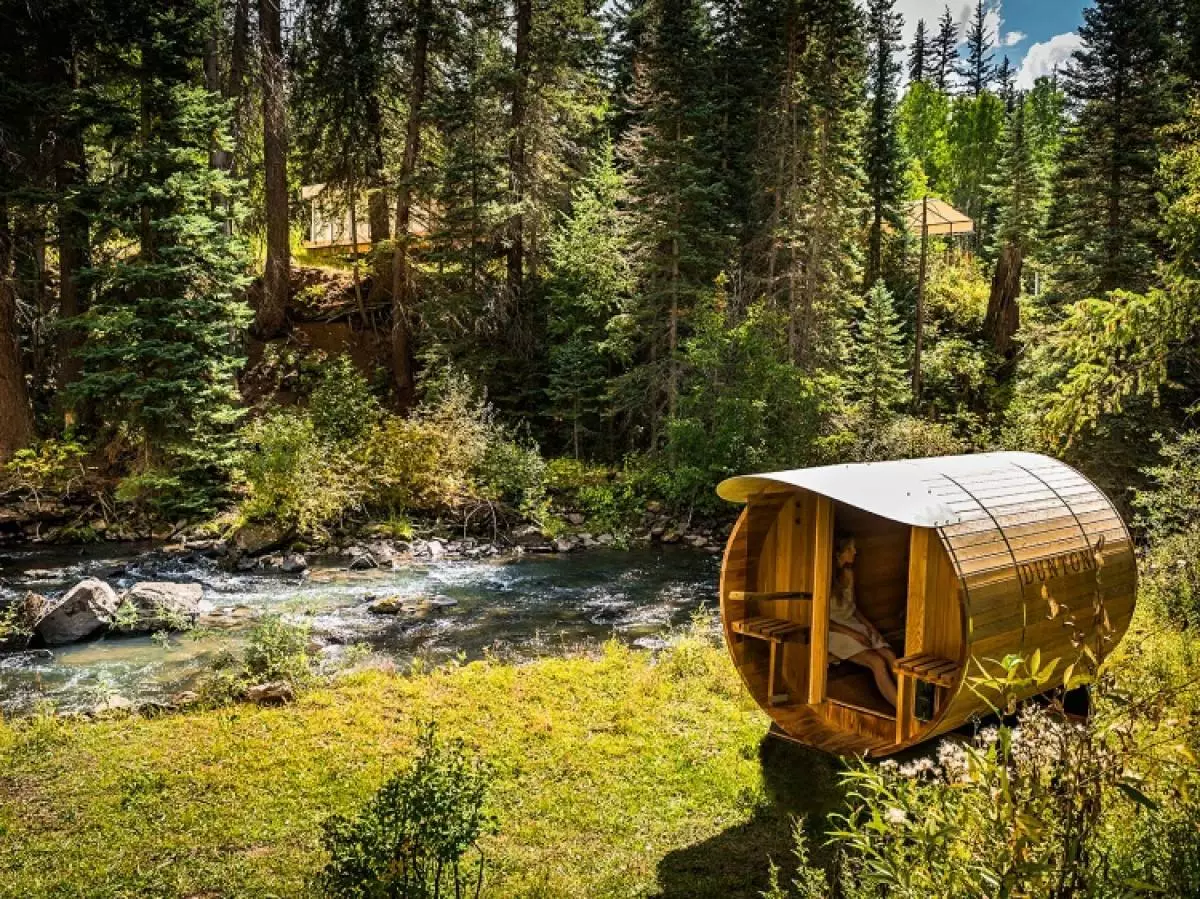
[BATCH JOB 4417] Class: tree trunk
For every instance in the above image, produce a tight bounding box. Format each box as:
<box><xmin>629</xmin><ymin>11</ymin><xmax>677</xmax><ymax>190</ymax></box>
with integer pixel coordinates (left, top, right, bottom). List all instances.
<box><xmin>506</xmin><ymin>0</ymin><xmax>531</xmax><ymax>313</ymax></box>
<box><xmin>0</xmin><ymin>198</ymin><xmax>35</xmax><ymax>461</ymax></box>
<box><xmin>984</xmin><ymin>241</ymin><xmax>1023</xmax><ymax>364</ymax></box>
<box><xmin>56</xmin><ymin>81</ymin><xmax>90</xmax><ymax>427</ymax></box>
<box><xmin>365</xmin><ymin>92</ymin><xmax>390</xmax><ymax>242</ymax></box>
<box><xmin>256</xmin><ymin>0</ymin><xmax>290</xmax><ymax>339</ymax></box>
<box><xmin>389</xmin><ymin>0</ymin><xmax>432</xmax><ymax>407</ymax></box>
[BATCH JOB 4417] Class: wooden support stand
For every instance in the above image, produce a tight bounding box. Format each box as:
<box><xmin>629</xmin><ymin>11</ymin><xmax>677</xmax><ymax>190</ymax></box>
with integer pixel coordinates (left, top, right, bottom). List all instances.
<box><xmin>731</xmin><ymin>617</ymin><xmax>810</xmax><ymax>705</ymax></box>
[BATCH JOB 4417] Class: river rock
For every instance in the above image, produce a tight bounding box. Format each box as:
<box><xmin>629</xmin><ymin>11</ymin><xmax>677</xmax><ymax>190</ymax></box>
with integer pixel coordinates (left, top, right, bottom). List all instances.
<box><xmin>553</xmin><ymin>537</ymin><xmax>577</xmax><ymax>553</ymax></box>
<box><xmin>233</xmin><ymin>520</ymin><xmax>290</xmax><ymax>555</ymax></box>
<box><xmin>279</xmin><ymin>552</ymin><xmax>308</xmax><ymax>573</ymax></box>
<box><xmin>566</xmin><ymin>512</ymin><xmax>586</xmax><ymax>526</ymax></box>
<box><xmin>35</xmin><ymin>578</ymin><xmax>119</xmax><ymax>645</ymax></box>
<box><xmin>428</xmin><ymin>595</ymin><xmax>458</xmax><ymax>608</ymax></box>
<box><xmin>510</xmin><ymin>524</ymin><xmax>548</xmax><ymax>547</ymax></box>
<box><xmin>427</xmin><ymin>539</ymin><xmax>446</xmax><ymax>560</ymax></box>
<box><xmin>368</xmin><ymin>596</ymin><xmax>406</xmax><ymax>614</ymax></box>
<box><xmin>113</xmin><ymin>582</ymin><xmax>203</xmax><ymax>633</ymax></box>
<box><xmin>245</xmin><ymin>680</ymin><xmax>295</xmax><ymax>705</ymax></box>
<box><xmin>344</xmin><ymin>545</ymin><xmax>378</xmax><ymax>570</ymax></box>
<box><xmin>18</xmin><ymin>591</ymin><xmax>50</xmax><ymax>630</ymax></box>
<box><xmin>90</xmin><ymin>695</ymin><xmax>135</xmax><ymax>716</ymax></box>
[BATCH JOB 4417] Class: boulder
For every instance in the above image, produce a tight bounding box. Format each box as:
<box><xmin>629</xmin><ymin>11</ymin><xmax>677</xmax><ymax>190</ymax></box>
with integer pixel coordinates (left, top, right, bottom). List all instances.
<box><xmin>113</xmin><ymin>582</ymin><xmax>203</xmax><ymax>633</ymax></box>
<box><xmin>427</xmin><ymin>539</ymin><xmax>446</xmax><ymax>560</ymax></box>
<box><xmin>18</xmin><ymin>591</ymin><xmax>50</xmax><ymax>630</ymax></box>
<box><xmin>233</xmin><ymin>520</ymin><xmax>290</xmax><ymax>555</ymax></box>
<box><xmin>566</xmin><ymin>512</ymin><xmax>586</xmax><ymax>526</ymax></box>
<box><xmin>35</xmin><ymin>578</ymin><xmax>119</xmax><ymax>645</ymax></box>
<box><xmin>368</xmin><ymin>596</ymin><xmax>406</xmax><ymax>614</ymax></box>
<box><xmin>553</xmin><ymin>537</ymin><xmax>577</xmax><ymax>553</ymax></box>
<box><xmin>510</xmin><ymin>524</ymin><xmax>547</xmax><ymax>547</ymax></box>
<box><xmin>245</xmin><ymin>680</ymin><xmax>295</xmax><ymax>705</ymax></box>
<box><xmin>90</xmin><ymin>695</ymin><xmax>135</xmax><ymax>717</ymax></box>
<box><xmin>279</xmin><ymin>552</ymin><xmax>308</xmax><ymax>573</ymax></box>
<box><xmin>344</xmin><ymin>545</ymin><xmax>379</xmax><ymax>570</ymax></box>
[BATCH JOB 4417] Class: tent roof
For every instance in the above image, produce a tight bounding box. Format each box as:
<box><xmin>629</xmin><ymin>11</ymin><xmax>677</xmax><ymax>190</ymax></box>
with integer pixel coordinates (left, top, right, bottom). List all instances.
<box><xmin>715</xmin><ymin>452</ymin><xmax>1071</xmax><ymax>527</ymax></box>
<box><xmin>905</xmin><ymin>197</ymin><xmax>974</xmax><ymax>236</ymax></box>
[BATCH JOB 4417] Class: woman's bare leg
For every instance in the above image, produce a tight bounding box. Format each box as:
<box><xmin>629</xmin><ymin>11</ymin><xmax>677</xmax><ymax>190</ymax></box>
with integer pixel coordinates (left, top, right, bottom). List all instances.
<box><xmin>849</xmin><ymin>649</ymin><xmax>898</xmax><ymax>707</ymax></box>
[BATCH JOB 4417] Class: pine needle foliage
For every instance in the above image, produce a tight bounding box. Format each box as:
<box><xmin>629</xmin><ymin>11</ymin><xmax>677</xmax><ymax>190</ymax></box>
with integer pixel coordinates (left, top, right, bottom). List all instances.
<box><xmin>848</xmin><ymin>281</ymin><xmax>908</xmax><ymax>420</ymax></box>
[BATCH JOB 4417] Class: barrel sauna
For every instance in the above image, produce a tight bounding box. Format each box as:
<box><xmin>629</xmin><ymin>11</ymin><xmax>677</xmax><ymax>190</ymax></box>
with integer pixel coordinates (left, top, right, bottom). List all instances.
<box><xmin>716</xmin><ymin>452</ymin><xmax>1136</xmax><ymax>757</ymax></box>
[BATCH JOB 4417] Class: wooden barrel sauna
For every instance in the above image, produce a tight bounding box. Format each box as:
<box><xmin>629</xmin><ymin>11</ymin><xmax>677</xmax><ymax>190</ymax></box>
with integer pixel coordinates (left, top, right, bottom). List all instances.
<box><xmin>716</xmin><ymin>452</ymin><xmax>1136</xmax><ymax>757</ymax></box>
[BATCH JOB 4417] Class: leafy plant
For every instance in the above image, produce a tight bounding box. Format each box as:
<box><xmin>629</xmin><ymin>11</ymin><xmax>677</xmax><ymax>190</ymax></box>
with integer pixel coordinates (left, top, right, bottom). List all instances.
<box><xmin>318</xmin><ymin>721</ymin><xmax>494</xmax><ymax>899</ymax></box>
<box><xmin>5</xmin><ymin>439</ymin><xmax>88</xmax><ymax>507</ymax></box>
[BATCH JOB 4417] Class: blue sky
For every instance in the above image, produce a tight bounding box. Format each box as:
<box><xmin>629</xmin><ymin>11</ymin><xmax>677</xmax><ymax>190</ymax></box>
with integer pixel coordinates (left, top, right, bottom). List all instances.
<box><xmin>894</xmin><ymin>0</ymin><xmax>1090</xmax><ymax>88</ymax></box>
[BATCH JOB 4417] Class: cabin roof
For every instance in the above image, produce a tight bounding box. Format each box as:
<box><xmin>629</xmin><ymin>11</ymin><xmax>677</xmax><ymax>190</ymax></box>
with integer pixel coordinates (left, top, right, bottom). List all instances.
<box><xmin>716</xmin><ymin>452</ymin><xmax>1071</xmax><ymax>527</ymax></box>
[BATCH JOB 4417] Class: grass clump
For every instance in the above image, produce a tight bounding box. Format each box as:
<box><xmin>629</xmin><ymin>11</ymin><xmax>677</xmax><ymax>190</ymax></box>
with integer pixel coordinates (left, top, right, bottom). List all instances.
<box><xmin>318</xmin><ymin>721</ymin><xmax>493</xmax><ymax>899</ymax></box>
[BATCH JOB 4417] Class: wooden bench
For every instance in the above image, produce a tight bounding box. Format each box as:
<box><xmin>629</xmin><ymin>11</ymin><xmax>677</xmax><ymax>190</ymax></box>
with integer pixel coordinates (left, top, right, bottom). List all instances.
<box><xmin>731</xmin><ymin>608</ymin><xmax>811</xmax><ymax>707</ymax></box>
<box><xmin>893</xmin><ymin>652</ymin><xmax>961</xmax><ymax>742</ymax></box>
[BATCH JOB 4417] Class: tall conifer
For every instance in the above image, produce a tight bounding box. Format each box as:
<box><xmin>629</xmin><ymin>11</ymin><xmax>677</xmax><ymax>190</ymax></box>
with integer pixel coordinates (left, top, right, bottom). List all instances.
<box><xmin>960</xmin><ymin>0</ymin><xmax>996</xmax><ymax>97</ymax></box>
<box><xmin>863</xmin><ymin>0</ymin><xmax>905</xmax><ymax>287</ymax></box>
<box><xmin>908</xmin><ymin>19</ymin><xmax>929</xmax><ymax>84</ymax></box>
<box><xmin>931</xmin><ymin>5</ymin><xmax>958</xmax><ymax>92</ymax></box>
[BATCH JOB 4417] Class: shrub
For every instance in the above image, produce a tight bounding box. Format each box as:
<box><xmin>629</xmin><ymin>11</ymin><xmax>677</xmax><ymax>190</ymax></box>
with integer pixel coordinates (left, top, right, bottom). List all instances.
<box><xmin>1135</xmin><ymin>431</ymin><xmax>1200</xmax><ymax>628</ymax></box>
<box><xmin>318</xmin><ymin>722</ymin><xmax>493</xmax><ymax>899</ymax></box>
<box><xmin>243</xmin><ymin>614</ymin><xmax>314</xmax><ymax>685</ymax></box>
<box><xmin>240</xmin><ymin>412</ymin><xmax>366</xmax><ymax>536</ymax></box>
<box><xmin>310</xmin><ymin>355</ymin><xmax>382</xmax><ymax>445</ymax></box>
<box><xmin>5</xmin><ymin>438</ymin><xmax>88</xmax><ymax>505</ymax></box>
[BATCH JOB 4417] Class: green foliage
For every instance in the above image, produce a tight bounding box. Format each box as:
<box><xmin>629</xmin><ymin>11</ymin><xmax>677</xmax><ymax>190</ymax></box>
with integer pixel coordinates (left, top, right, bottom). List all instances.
<box><xmin>243</xmin><ymin>614</ymin><xmax>315</xmax><ymax>686</ymax></box>
<box><xmin>761</xmin><ymin>820</ymin><xmax>828</xmax><ymax>899</ymax></box>
<box><xmin>318</xmin><ymin>722</ymin><xmax>493</xmax><ymax>899</ymax></box>
<box><xmin>1135</xmin><ymin>431</ymin><xmax>1200</xmax><ymax>628</ymax></box>
<box><xmin>847</xmin><ymin>282</ymin><xmax>908</xmax><ymax>421</ymax></box>
<box><xmin>898</xmin><ymin>80</ymin><xmax>951</xmax><ymax>197</ymax></box>
<box><xmin>309</xmin><ymin>356</ymin><xmax>382</xmax><ymax>445</ymax></box>
<box><xmin>828</xmin><ymin>675</ymin><xmax>1200</xmax><ymax>899</ymax></box>
<box><xmin>663</xmin><ymin>296</ymin><xmax>836</xmax><ymax>513</ymax></box>
<box><xmin>71</xmin><ymin>2</ymin><xmax>250</xmax><ymax>514</ymax></box>
<box><xmin>4</xmin><ymin>438</ymin><xmax>87</xmax><ymax>504</ymax></box>
<box><xmin>947</xmin><ymin>91</ymin><xmax>1006</xmax><ymax>231</ymax></box>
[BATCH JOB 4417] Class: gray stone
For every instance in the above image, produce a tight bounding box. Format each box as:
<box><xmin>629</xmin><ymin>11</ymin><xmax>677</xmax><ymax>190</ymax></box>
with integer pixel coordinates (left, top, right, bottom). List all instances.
<box><xmin>553</xmin><ymin>537</ymin><xmax>577</xmax><ymax>553</ymax></box>
<box><xmin>280</xmin><ymin>552</ymin><xmax>308</xmax><ymax>573</ymax></box>
<box><xmin>18</xmin><ymin>592</ymin><xmax>49</xmax><ymax>630</ymax></box>
<box><xmin>597</xmin><ymin>534</ymin><xmax>615</xmax><ymax>546</ymax></box>
<box><xmin>566</xmin><ymin>512</ymin><xmax>586</xmax><ymax>526</ymax></box>
<box><xmin>233</xmin><ymin>520</ymin><xmax>290</xmax><ymax>555</ymax></box>
<box><xmin>428</xmin><ymin>595</ymin><xmax>458</xmax><ymax>608</ymax></box>
<box><xmin>113</xmin><ymin>582</ymin><xmax>203</xmax><ymax>633</ymax></box>
<box><xmin>245</xmin><ymin>680</ymin><xmax>295</xmax><ymax>705</ymax></box>
<box><xmin>90</xmin><ymin>695</ymin><xmax>135</xmax><ymax>716</ymax></box>
<box><xmin>35</xmin><ymin>578</ymin><xmax>119</xmax><ymax>645</ymax></box>
<box><xmin>510</xmin><ymin>524</ymin><xmax>547</xmax><ymax>547</ymax></box>
<box><xmin>427</xmin><ymin>539</ymin><xmax>446</xmax><ymax>560</ymax></box>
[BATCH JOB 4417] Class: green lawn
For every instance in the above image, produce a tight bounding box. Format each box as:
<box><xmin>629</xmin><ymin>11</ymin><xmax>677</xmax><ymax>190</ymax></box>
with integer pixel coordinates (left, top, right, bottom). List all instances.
<box><xmin>0</xmin><ymin>632</ymin><xmax>850</xmax><ymax>898</ymax></box>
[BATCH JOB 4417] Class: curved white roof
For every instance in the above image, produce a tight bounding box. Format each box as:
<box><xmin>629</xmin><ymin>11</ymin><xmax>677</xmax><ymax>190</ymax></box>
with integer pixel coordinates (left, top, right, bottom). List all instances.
<box><xmin>716</xmin><ymin>451</ymin><xmax>1064</xmax><ymax>528</ymax></box>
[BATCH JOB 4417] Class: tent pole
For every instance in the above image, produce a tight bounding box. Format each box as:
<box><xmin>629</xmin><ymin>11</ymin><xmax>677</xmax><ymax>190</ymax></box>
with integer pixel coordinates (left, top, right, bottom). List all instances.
<box><xmin>913</xmin><ymin>195</ymin><xmax>927</xmax><ymax>411</ymax></box>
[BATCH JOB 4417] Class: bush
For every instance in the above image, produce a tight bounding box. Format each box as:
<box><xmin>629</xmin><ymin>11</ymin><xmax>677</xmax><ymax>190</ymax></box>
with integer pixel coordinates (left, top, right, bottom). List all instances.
<box><xmin>318</xmin><ymin>722</ymin><xmax>493</xmax><ymax>899</ymax></box>
<box><xmin>1134</xmin><ymin>431</ymin><xmax>1200</xmax><ymax>628</ymax></box>
<box><xmin>309</xmin><ymin>355</ymin><xmax>382</xmax><ymax>445</ymax></box>
<box><xmin>243</xmin><ymin>614</ymin><xmax>314</xmax><ymax>685</ymax></box>
<box><xmin>240</xmin><ymin>412</ymin><xmax>366</xmax><ymax>536</ymax></box>
<box><xmin>5</xmin><ymin>438</ymin><xmax>88</xmax><ymax>504</ymax></box>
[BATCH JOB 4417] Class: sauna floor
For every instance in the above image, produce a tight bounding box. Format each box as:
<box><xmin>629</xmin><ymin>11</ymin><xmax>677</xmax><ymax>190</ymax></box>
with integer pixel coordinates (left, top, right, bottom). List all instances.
<box><xmin>826</xmin><ymin>668</ymin><xmax>895</xmax><ymax>717</ymax></box>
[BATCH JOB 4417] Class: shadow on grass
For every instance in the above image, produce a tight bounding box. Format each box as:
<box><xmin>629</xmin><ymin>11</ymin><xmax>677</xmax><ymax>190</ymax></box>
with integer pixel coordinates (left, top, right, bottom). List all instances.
<box><xmin>654</xmin><ymin>727</ymin><xmax>849</xmax><ymax>899</ymax></box>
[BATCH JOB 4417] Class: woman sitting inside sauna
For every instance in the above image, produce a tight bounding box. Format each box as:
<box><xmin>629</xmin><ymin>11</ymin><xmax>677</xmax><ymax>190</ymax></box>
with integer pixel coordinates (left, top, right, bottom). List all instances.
<box><xmin>830</xmin><ymin>537</ymin><xmax>898</xmax><ymax>707</ymax></box>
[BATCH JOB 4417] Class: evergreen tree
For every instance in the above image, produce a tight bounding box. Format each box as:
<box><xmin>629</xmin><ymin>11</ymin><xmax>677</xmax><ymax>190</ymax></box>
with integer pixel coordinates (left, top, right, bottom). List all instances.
<box><xmin>997</xmin><ymin>55</ymin><xmax>1015</xmax><ymax>109</ymax></box>
<box><xmin>751</xmin><ymin>0</ymin><xmax>866</xmax><ymax>368</ymax></box>
<box><xmin>908</xmin><ymin>19</ymin><xmax>929</xmax><ymax>83</ymax></box>
<box><xmin>849</xmin><ymin>281</ymin><xmax>908</xmax><ymax>420</ymax></box>
<box><xmin>959</xmin><ymin>0</ymin><xmax>996</xmax><ymax>97</ymax></box>
<box><xmin>1047</xmin><ymin>0</ymin><xmax>1180</xmax><ymax>302</ymax></box>
<box><xmin>863</xmin><ymin>0</ymin><xmax>905</xmax><ymax>287</ymax></box>
<box><xmin>73</xmin><ymin>0</ymin><xmax>250</xmax><ymax>512</ymax></box>
<box><xmin>544</xmin><ymin>143</ymin><xmax>632</xmax><ymax>457</ymax></box>
<box><xmin>931</xmin><ymin>4</ymin><xmax>958</xmax><ymax>92</ymax></box>
<box><xmin>615</xmin><ymin>0</ymin><xmax>728</xmax><ymax>445</ymax></box>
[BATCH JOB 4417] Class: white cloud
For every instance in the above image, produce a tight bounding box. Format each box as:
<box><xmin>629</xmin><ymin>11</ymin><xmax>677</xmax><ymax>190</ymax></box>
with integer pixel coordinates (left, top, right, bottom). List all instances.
<box><xmin>1016</xmin><ymin>32</ymin><xmax>1083</xmax><ymax>89</ymax></box>
<box><xmin>1002</xmin><ymin>30</ymin><xmax>1026</xmax><ymax>47</ymax></box>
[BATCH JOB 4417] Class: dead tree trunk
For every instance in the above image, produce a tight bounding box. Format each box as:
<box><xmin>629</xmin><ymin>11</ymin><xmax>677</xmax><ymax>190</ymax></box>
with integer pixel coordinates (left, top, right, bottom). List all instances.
<box><xmin>366</xmin><ymin>92</ymin><xmax>390</xmax><ymax>242</ymax></box>
<box><xmin>0</xmin><ymin>198</ymin><xmax>35</xmax><ymax>461</ymax></box>
<box><xmin>389</xmin><ymin>0</ymin><xmax>432</xmax><ymax>407</ymax></box>
<box><xmin>984</xmin><ymin>241</ymin><xmax>1022</xmax><ymax>366</ymax></box>
<box><xmin>256</xmin><ymin>0</ymin><xmax>290</xmax><ymax>339</ymax></box>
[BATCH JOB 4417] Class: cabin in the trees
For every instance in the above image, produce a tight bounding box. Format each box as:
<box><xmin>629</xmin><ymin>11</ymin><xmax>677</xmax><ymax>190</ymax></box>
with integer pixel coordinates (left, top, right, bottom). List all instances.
<box><xmin>716</xmin><ymin>452</ymin><xmax>1136</xmax><ymax>757</ymax></box>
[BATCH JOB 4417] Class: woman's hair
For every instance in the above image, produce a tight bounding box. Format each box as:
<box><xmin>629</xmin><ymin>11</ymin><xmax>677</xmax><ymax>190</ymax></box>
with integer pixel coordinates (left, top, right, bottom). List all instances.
<box><xmin>835</xmin><ymin>535</ymin><xmax>856</xmax><ymax>563</ymax></box>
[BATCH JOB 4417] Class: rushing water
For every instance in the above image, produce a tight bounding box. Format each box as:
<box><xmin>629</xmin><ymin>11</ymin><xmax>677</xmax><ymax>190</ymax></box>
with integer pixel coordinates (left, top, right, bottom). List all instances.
<box><xmin>0</xmin><ymin>542</ymin><xmax>719</xmax><ymax>716</ymax></box>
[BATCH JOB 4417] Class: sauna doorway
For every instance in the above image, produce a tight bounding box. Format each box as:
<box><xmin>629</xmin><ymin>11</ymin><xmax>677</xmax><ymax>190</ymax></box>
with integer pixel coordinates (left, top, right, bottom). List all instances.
<box><xmin>822</xmin><ymin>503</ymin><xmax>910</xmax><ymax>717</ymax></box>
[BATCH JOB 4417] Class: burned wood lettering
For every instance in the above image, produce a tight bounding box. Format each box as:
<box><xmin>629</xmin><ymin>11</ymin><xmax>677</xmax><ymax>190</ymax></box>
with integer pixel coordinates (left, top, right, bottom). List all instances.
<box><xmin>1019</xmin><ymin>535</ymin><xmax>1107</xmax><ymax>586</ymax></box>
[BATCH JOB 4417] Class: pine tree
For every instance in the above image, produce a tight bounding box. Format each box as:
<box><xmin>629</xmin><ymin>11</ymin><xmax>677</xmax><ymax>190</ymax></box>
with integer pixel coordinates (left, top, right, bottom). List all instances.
<box><xmin>959</xmin><ymin>0</ymin><xmax>996</xmax><ymax>97</ymax></box>
<box><xmin>863</xmin><ymin>0</ymin><xmax>905</xmax><ymax>287</ymax></box>
<box><xmin>747</xmin><ymin>0</ymin><xmax>866</xmax><ymax>368</ymax></box>
<box><xmin>931</xmin><ymin>4</ymin><xmax>958</xmax><ymax>92</ymax></box>
<box><xmin>997</xmin><ymin>55</ymin><xmax>1015</xmax><ymax>109</ymax></box>
<box><xmin>849</xmin><ymin>281</ymin><xmax>908</xmax><ymax>420</ymax></box>
<box><xmin>908</xmin><ymin>19</ymin><xmax>929</xmax><ymax>83</ymax></box>
<box><xmin>74</xmin><ymin>0</ymin><xmax>250</xmax><ymax>512</ymax></box>
<box><xmin>544</xmin><ymin>143</ymin><xmax>632</xmax><ymax>457</ymax></box>
<box><xmin>1048</xmin><ymin>0</ymin><xmax>1180</xmax><ymax>302</ymax></box>
<box><xmin>615</xmin><ymin>0</ymin><xmax>728</xmax><ymax>444</ymax></box>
